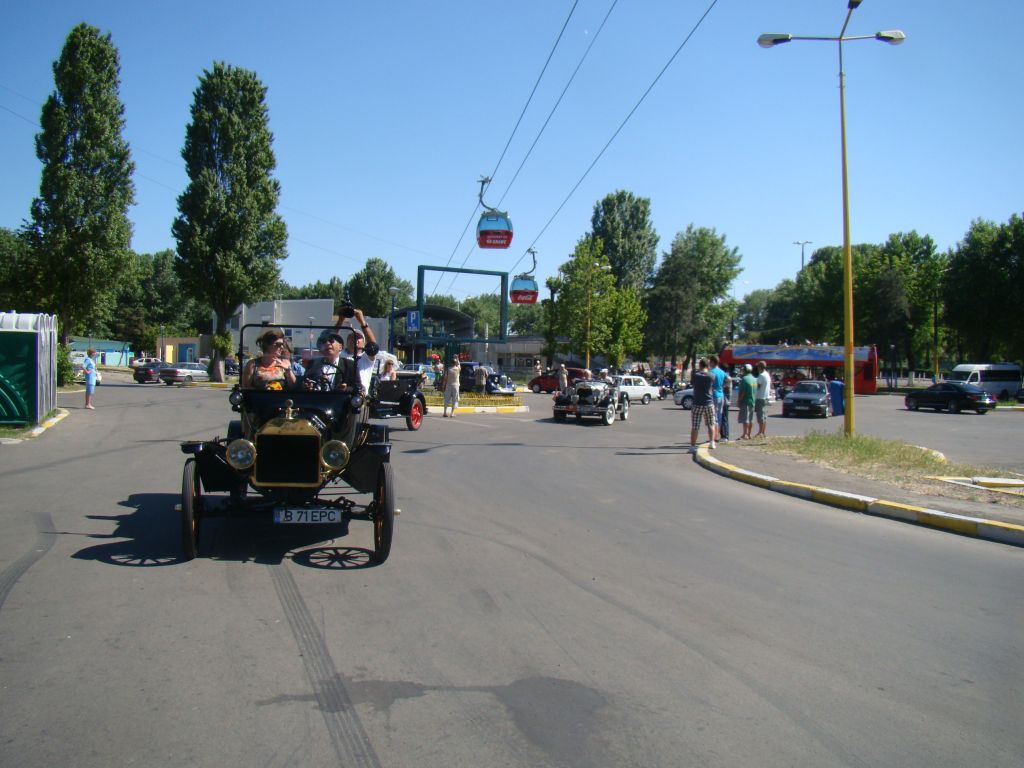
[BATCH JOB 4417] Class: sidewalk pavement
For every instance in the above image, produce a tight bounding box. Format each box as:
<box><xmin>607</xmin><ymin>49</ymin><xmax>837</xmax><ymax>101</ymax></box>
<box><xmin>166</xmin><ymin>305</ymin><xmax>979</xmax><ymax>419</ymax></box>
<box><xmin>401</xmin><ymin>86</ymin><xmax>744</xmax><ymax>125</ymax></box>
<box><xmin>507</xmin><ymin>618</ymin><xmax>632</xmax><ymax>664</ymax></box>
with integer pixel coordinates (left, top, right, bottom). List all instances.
<box><xmin>695</xmin><ymin>441</ymin><xmax>1024</xmax><ymax>548</ymax></box>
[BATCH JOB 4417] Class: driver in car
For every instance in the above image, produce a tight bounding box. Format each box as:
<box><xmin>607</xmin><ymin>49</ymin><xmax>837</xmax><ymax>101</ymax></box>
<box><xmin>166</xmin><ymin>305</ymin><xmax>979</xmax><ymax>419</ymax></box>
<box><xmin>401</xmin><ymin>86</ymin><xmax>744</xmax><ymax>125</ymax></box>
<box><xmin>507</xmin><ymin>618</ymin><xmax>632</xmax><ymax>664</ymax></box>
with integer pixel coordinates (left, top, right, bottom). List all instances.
<box><xmin>302</xmin><ymin>330</ymin><xmax>359</xmax><ymax>391</ymax></box>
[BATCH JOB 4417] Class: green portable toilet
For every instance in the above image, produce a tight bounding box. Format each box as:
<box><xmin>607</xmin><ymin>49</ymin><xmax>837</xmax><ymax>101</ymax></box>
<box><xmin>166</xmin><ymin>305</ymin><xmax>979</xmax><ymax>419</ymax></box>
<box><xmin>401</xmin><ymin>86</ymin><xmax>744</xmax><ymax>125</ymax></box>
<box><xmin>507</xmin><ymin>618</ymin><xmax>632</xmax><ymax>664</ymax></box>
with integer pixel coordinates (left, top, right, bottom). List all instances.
<box><xmin>0</xmin><ymin>312</ymin><xmax>57</xmax><ymax>425</ymax></box>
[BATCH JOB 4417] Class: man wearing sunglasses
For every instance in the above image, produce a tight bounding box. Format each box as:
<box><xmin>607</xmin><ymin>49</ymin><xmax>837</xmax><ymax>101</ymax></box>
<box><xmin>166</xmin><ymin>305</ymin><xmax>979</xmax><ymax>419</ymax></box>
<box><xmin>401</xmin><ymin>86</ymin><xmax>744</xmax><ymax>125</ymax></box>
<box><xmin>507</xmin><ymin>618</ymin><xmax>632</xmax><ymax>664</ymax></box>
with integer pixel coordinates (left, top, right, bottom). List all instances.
<box><xmin>301</xmin><ymin>330</ymin><xmax>359</xmax><ymax>392</ymax></box>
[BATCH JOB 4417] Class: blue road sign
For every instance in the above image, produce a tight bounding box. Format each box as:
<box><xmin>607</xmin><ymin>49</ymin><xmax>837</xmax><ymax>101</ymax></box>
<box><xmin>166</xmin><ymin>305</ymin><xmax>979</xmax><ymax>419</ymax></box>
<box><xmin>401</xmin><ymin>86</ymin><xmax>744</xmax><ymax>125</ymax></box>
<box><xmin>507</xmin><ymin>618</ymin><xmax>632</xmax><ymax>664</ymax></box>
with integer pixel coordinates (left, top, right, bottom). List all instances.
<box><xmin>406</xmin><ymin>310</ymin><xmax>420</xmax><ymax>332</ymax></box>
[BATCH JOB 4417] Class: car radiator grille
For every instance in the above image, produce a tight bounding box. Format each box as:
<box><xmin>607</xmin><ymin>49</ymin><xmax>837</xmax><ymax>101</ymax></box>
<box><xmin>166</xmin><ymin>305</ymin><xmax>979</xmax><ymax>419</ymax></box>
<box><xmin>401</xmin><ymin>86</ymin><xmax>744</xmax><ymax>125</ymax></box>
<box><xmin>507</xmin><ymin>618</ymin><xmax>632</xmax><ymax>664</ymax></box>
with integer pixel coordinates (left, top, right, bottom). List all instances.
<box><xmin>255</xmin><ymin>433</ymin><xmax>321</xmax><ymax>485</ymax></box>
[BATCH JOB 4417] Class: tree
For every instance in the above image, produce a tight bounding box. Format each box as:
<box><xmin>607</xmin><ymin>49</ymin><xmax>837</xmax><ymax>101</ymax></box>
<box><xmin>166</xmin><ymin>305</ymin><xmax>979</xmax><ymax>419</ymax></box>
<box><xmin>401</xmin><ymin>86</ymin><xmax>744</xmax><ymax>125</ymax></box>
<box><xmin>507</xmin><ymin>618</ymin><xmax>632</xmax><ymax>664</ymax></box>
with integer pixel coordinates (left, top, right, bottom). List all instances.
<box><xmin>555</xmin><ymin>235</ymin><xmax>616</xmax><ymax>369</ymax></box>
<box><xmin>509</xmin><ymin>302</ymin><xmax>544</xmax><ymax>336</ymax></box>
<box><xmin>649</xmin><ymin>225</ymin><xmax>742</xmax><ymax>365</ymax></box>
<box><xmin>603</xmin><ymin>286</ymin><xmax>646</xmax><ymax>370</ymax></box>
<box><xmin>0</xmin><ymin>228</ymin><xmax>32</xmax><ymax>312</ymax></box>
<box><xmin>590</xmin><ymin>190</ymin><xmax>659</xmax><ymax>293</ymax></box>
<box><xmin>345</xmin><ymin>257</ymin><xmax>414</xmax><ymax>317</ymax></box>
<box><xmin>26</xmin><ymin>23</ymin><xmax>135</xmax><ymax>342</ymax></box>
<box><xmin>173</xmin><ymin>62</ymin><xmax>287</xmax><ymax>379</ymax></box>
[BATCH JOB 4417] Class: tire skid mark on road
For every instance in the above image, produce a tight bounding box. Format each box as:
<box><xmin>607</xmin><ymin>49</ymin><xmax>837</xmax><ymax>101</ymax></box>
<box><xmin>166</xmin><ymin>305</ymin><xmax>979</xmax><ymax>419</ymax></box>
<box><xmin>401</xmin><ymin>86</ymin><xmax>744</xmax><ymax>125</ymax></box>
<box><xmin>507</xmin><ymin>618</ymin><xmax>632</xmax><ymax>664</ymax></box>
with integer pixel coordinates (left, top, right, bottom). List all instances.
<box><xmin>0</xmin><ymin>512</ymin><xmax>56</xmax><ymax>613</ymax></box>
<box><xmin>269</xmin><ymin>562</ymin><xmax>382</xmax><ymax>768</ymax></box>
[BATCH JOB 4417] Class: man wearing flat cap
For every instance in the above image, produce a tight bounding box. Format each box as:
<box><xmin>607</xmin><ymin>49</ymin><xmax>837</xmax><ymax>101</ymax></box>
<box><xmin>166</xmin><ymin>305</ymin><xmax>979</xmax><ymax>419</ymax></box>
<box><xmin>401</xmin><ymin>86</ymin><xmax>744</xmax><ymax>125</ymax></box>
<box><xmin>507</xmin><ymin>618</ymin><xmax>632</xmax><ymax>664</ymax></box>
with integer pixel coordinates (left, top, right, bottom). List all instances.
<box><xmin>302</xmin><ymin>329</ymin><xmax>359</xmax><ymax>391</ymax></box>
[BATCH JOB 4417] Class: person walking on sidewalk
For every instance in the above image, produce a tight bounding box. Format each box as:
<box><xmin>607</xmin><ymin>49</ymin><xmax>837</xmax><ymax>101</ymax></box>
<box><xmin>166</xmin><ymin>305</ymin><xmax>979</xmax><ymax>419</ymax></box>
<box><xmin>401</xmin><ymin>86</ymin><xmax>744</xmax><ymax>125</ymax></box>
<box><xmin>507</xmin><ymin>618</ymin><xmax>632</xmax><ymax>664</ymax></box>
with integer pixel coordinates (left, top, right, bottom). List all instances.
<box><xmin>688</xmin><ymin>358</ymin><xmax>716</xmax><ymax>452</ymax></box>
<box><xmin>755</xmin><ymin>360</ymin><xmax>771</xmax><ymax>438</ymax></box>
<box><xmin>709</xmin><ymin>354</ymin><xmax>726</xmax><ymax>443</ymax></box>
<box><xmin>738</xmin><ymin>363</ymin><xmax>757</xmax><ymax>439</ymax></box>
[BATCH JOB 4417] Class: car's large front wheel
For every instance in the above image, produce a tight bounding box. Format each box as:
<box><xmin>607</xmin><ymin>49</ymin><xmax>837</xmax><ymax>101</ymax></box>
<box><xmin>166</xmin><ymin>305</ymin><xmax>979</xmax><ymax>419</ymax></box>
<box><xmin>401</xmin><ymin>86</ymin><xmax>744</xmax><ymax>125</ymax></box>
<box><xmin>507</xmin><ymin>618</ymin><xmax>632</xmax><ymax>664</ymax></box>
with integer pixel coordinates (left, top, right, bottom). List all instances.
<box><xmin>373</xmin><ymin>463</ymin><xmax>395</xmax><ymax>564</ymax></box>
<box><xmin>181</xmin><ymin>459</ymin><xmax>201</xmax><ymax>560</ymax></box>
<box><xmin>619</xmin><ymin>396</ymin><xmax>629</xmax><ymax>421</ymax></box>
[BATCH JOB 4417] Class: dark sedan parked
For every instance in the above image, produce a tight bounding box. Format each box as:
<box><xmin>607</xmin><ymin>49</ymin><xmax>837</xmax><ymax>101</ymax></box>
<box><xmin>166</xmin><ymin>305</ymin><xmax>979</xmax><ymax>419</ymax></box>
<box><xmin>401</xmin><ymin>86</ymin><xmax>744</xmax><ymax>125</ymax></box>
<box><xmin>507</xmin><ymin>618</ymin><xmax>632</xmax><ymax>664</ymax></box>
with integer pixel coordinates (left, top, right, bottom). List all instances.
<box><xmin>904</xmin><ymin>382</ymin><xmax>996</xmax><ymax>414</ymax></box>
<box><xmin>782</xmin><ymin>380</ymin><xmax>831</xmax><ymax>417</ymax></box>
<box><xmin>133</xmin><ymin>361</ymin><xmax>166</xmax><ymax>384</ymax></box>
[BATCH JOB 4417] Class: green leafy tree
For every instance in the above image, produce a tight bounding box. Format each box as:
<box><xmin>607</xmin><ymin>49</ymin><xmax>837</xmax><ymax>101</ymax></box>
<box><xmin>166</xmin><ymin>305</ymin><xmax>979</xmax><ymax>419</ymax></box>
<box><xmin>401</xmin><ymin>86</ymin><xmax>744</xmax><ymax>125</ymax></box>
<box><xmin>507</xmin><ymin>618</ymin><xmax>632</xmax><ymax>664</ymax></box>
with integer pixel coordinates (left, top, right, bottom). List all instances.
<box><xmin>346</xmin><ymin>257</ymin><xmax>414</xmax><ymax>317</ymax></box>
<box><xmin>649</xmin><ymin>225</ymin><xmax>742</xmax><ymax>365</ymax></box>
<box><xmin>285</xmin><ymin>276</ymin><xmax>350</xmax><ymax>315</ymax></box>
<box><xmin>173</xmin><ymin>62</ymin><xmax>287</xmax><ymax>380</ymax></box>
<box><xmin>590</xmin><ymin>191</ymin><xmax>659</xmax><ymax>293</ymax></box>
<box><xmin>556</xmin><ymin>235</ymin><xmax>616</xmax><ymax>369</ymax></box>
<box><xmin>0</xmin><ymin>228</ymin><xmax>32</xmax><ymax>312</ymax></box>
<box><xmin>761</xmin><ymin>279</ymin><xmax>799</xmax><ymax>344</ymax></box>
<box><xmin>603</xmin><ymin>286</ymin><xmax>646</xmax><ymax>370</ymax></box>
<box><xmin>26</xmin><ymin>23</ymin><xmax>135</xmax><ymax>342</ymax></box>
<box><xmin>945</xmin><ymin>215</ymin><xmax>1024</xmax><ymax>363</ymax></box>
<box><xmin>460</xmin><ymin>293</ymin><xmax>502</xmax><ymax>338</ymax></box>
<box><xmin>426</xmin><ymin>293</ymin><xmax>459</xmax><ymax>309</ymax></box>
<box><xmin>509</xmin><ymin>302</ymin><xmax>544</xmax><ymax>336</ymax></box>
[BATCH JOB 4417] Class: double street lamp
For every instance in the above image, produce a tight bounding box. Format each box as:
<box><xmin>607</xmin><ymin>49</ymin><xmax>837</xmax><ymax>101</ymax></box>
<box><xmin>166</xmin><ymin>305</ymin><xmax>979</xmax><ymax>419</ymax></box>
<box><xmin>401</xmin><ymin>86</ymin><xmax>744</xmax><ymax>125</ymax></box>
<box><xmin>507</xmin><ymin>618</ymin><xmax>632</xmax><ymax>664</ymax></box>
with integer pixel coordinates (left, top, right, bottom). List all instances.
<box><xmin>759</xmin><ymin>0</ymin><xmax>905</xmax><ymax>437</ymax></box>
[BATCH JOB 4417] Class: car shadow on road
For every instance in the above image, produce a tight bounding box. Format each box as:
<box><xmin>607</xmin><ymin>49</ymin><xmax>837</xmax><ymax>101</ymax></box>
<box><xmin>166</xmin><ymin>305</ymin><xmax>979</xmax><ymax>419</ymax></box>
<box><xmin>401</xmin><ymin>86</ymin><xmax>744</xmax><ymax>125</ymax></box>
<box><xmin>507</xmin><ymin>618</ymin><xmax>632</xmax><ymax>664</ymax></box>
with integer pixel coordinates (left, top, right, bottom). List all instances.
<box><xmin>71</xmin><ymin>492</ymin><xmax>380</xmax><ymax>569</ymax></box>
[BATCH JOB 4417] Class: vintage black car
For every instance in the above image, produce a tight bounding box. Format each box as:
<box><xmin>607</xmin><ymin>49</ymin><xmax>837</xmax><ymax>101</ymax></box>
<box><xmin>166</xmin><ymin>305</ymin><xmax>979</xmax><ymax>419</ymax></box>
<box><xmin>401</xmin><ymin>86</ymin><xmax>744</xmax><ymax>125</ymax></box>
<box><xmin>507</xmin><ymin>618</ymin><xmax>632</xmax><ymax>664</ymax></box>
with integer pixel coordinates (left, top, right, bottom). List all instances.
<box><xmin>177</xmin><ymin>326</ymin><xmax>395</xmax><ymax>563</ymax></box>
<box><xmin>370</xmin><ymin>368</ymin><xmax>428</xmax><ymax>430</ymax></box>
<box><xmin>552</xmin><ymin>379</ymin><xmax>629</xmax><ymax>425</ymax></box>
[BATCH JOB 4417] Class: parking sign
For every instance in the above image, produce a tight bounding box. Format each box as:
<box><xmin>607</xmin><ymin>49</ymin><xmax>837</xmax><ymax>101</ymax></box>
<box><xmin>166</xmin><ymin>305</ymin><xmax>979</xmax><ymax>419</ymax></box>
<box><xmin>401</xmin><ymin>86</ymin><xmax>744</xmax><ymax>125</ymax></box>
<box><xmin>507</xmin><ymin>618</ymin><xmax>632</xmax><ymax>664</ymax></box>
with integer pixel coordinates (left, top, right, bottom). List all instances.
<box><xmin>406</xmin><ymin>310</ymin><xmax>420</xmax><ymax>331</ymax></box>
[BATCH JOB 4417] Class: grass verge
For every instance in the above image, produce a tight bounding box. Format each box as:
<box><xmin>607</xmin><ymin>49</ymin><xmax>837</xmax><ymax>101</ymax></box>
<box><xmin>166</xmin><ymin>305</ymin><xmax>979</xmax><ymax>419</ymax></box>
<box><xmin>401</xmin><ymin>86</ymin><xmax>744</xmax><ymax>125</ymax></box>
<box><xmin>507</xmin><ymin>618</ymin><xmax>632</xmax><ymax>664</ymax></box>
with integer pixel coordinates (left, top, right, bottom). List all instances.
<box><xmin>759</xmin><ymin>431</ymin><xmax>1024</xmax><ymax>508</ymax></box>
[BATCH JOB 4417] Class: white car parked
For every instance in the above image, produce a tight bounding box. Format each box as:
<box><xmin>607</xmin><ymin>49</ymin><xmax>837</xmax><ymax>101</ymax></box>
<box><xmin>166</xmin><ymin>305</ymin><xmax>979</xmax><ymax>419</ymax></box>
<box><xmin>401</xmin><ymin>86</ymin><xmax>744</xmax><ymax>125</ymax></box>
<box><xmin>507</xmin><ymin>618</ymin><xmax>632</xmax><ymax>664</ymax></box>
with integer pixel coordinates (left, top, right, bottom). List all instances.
<box><xmin>611</xmin><ymin>375</ymin><xmax>663</xmax><ymax>404</ymax></box>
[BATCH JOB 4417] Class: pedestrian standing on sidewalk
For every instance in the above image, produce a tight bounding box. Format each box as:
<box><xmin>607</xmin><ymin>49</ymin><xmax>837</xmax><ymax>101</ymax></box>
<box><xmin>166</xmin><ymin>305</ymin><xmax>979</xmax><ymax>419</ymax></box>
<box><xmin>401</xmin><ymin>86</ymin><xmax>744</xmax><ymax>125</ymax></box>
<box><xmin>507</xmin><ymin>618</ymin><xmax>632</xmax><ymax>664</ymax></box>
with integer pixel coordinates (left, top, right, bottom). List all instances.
<box><xmin>755</xmin><ymin>360</ymin><xmax>771</xmax><ymax>438</ymax></box>
<box><xmin>442</xmin><ymin>356</ymin><xmax>461</xmax><ymax>417</ymax></box>
<box><xmin>719</xmin><ymin>363</ymin><xmax>733</xmax><ymax>441</ymax></box>
<box><xmin>709</xmin><ymin>354</ymin><xmax>726</xmax><ymax>443</ymax></box>
<box><xmin>738</xmin><ymin>364</ymin><xmax>756</xmax><ymax>439</ymax></box>
<box><xmin>82</xmin><ymin>348</ymin><xmax>97</xmax><ymax>410</ymax></box>
<box><xmin>688</xmin><ymin>358</ymin><xmax>716</xmax><ymax>452</ymax></box>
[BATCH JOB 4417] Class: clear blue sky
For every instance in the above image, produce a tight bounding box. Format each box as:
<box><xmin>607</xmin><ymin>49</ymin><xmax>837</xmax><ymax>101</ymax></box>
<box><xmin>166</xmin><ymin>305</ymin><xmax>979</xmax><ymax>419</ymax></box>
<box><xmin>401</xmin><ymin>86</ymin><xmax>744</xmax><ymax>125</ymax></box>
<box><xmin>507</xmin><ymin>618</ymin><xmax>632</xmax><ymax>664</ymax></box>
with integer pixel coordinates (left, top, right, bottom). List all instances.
<box><xmin>2</xmin><ymin>1</ymin><xmax>1021</xmax><ymax>304</ymax></box>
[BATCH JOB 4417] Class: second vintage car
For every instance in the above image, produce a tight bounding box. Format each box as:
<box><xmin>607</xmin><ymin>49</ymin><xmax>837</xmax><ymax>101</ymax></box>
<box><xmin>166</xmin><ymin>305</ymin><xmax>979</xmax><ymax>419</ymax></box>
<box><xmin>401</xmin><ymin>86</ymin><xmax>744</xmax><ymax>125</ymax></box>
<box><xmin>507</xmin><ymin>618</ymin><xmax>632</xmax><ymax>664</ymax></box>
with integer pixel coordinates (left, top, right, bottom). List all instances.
<box><xmin>553</xmin><ymin>378</ymin><xmax>629</xmax><ymax>425</ymax></box>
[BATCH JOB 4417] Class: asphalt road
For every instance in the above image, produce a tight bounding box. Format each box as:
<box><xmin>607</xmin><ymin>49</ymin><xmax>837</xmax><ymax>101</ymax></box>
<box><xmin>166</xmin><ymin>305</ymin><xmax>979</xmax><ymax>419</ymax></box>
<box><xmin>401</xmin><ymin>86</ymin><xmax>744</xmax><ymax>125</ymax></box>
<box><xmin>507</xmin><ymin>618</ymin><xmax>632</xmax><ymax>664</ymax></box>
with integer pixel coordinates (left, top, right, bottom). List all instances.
<box><xmin>0</xmin><ymin>382</ymin><xmax>1020</xmax><ymax>767</ymax></box>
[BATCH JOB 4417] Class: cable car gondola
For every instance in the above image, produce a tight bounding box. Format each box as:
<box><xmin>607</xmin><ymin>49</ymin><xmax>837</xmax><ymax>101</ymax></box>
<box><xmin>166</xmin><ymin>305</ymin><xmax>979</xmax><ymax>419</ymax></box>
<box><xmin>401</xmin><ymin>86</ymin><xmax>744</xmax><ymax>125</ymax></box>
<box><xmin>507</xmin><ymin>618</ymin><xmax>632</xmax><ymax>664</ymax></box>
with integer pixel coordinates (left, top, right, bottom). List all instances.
<box><xmin>476</xmin><ymin>176</ymin><xmax>513</xmax><ymax>249</ymax></box>
<box><xmin>510</xmin><ymin>248</ymin><xmax>539</xmax><ymax>304</ymax></box>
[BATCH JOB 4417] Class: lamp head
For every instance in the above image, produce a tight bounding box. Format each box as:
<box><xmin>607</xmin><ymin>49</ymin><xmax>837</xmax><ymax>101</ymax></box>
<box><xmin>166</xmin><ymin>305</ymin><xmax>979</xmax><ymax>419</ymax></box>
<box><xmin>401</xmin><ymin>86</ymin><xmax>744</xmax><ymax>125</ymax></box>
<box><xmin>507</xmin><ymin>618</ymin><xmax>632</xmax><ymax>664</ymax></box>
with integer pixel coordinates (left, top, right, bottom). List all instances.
<box><xmin>875</xmin><ymin>29</ymin><xmax>906</xmax><ymax>45</ymax></box>
<box><xmin>758</xmin><ymin>33</ymin><xmax>792</xmax><ymax>48</ymax></box>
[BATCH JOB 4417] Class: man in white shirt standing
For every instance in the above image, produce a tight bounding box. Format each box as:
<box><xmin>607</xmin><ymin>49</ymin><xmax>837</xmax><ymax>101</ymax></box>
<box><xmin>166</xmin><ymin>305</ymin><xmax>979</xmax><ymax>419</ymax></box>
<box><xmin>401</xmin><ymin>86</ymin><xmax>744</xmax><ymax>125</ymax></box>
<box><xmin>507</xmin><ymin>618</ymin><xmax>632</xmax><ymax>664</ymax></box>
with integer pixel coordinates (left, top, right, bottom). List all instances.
<box><xmin>755</xmin><ymin>360</ymin><xmax>771</xmax><ymax>439</ymax></box>
<box><xmin>341</xmin><ymin>307</ymin><xmax>378</xmax><ymax>393</ymax></box>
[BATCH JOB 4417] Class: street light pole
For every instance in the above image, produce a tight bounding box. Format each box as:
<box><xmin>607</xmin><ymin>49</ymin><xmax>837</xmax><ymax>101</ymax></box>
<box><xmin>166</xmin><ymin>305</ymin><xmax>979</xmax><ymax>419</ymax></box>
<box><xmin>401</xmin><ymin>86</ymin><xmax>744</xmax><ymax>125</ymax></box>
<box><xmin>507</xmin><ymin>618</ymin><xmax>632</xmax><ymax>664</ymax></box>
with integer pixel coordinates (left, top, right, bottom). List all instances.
<box><xmin>388</xmin><ymin>286</ymin><xmax>399</xmax><ymax>354</ymax></box>
<box><xmin>758</xmin><ymin>3</ymin><xmax>905</xmax><ymax>437</ymax></box>
<box><xmin>793</xmin><ymin>240</ymin><xmax>812</xmax><ymax>270</ymax></box>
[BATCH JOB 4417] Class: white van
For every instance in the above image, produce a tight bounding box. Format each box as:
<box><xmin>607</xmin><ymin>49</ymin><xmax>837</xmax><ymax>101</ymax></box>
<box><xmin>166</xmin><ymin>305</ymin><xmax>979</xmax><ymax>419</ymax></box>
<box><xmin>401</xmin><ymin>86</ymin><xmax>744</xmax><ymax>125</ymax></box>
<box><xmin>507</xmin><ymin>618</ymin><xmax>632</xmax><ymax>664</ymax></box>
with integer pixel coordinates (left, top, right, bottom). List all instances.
<box><xmin>947</xmin><ymin>363</ymin><xmax>1022</xmax><ymax>400</ymax></box>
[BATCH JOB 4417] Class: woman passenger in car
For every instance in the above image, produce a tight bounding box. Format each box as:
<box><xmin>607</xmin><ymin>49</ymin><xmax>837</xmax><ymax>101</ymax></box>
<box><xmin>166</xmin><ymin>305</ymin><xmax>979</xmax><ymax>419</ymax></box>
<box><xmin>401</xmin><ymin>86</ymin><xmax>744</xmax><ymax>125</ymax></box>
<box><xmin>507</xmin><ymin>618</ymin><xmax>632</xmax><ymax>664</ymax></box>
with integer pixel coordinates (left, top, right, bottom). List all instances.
<box><xmin>242</xmin><ymin>329</ymin><xmax>297</xmax><ymax>391</ymax></box>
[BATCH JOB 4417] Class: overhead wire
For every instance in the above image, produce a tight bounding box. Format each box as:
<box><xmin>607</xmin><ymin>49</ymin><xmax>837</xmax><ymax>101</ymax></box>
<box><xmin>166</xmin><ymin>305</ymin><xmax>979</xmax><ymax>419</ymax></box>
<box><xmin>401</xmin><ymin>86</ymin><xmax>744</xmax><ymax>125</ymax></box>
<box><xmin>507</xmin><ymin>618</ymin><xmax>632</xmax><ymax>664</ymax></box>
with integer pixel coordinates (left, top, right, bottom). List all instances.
<box><xmin>435</xmin><ymin>0</ymin><xmax>581</xmax><ymax>296</ymax></box>
<box><xmin>504</xmin><ymin>0</ymin><xmax>722</xmax><ymax>279</ymax></box>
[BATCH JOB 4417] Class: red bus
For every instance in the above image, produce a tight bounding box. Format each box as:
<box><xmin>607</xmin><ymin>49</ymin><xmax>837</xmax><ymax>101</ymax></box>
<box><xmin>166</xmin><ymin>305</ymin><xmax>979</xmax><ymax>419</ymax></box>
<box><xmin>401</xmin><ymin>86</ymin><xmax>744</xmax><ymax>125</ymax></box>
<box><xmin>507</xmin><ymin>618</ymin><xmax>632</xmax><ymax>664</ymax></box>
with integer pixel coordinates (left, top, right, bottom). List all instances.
<box><xmin>719</xmin><ymin>344</ymin><xmax>879</xmax><ymax>394</ymax></box>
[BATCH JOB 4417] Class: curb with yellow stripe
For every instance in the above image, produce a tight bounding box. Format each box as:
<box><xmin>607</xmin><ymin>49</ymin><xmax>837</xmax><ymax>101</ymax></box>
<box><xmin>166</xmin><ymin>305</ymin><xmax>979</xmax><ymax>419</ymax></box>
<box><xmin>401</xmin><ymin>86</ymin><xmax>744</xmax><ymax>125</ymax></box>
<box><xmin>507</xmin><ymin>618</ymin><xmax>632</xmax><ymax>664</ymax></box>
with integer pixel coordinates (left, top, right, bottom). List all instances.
<box><xmin>694</xmin><ymin>447</ymin><xmax>1024</xmax><ymax>548</ymax></box>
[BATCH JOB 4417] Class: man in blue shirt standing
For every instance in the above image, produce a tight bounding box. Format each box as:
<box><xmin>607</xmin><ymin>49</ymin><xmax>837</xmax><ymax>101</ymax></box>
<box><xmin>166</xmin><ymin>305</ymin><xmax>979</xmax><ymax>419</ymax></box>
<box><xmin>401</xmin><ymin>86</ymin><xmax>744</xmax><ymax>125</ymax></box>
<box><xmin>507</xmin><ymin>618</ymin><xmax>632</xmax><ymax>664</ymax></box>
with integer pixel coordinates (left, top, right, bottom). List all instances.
<box><xmin>709</xmin><ymin>353</ymin><xmax>727</xmax><ymax>443</ymax></box>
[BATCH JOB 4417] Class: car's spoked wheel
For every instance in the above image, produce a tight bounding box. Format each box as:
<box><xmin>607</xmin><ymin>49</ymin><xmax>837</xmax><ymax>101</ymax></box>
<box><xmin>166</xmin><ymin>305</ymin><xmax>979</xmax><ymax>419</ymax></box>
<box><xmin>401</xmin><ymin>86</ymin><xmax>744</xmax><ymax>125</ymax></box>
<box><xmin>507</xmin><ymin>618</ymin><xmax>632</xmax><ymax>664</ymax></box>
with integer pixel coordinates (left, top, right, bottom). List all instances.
<box><xmin>181</xmin><ymin>459</ymin><xmax>201</xmax><ymax>560</ymax></box>
<box><xmin>619</xmin><ymin>397</ymin><xmax>629</xmax><ymax>421</ymax></box>
<box><xmin>372</xmin><ymin>463</ymin><xmax>395</xmax><ymax>564</ymax></box>
<box><xmin>602</xmin><ymin>404</ymin><xmax>616</xmax><ymax>425</ymax></box>
<box><xmin>406</xmin><ymin>399</ymin><xmax>424</xmax><ymax>430</ymax></box>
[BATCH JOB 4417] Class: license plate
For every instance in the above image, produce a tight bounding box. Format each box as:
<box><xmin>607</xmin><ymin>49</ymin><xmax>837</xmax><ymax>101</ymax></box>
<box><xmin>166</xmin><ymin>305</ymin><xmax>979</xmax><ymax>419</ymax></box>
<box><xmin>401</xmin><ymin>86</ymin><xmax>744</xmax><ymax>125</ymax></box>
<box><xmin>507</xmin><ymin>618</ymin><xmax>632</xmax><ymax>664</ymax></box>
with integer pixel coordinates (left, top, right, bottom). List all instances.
<box><xmin>273</xmin><ymin>507</ymin><xmax>342</xmax><ymax>524</ymax></box>
<box><xmin>565</xmin><ymin>405</ymin><xmax>576</xmax><ymax>412</ymax></box>
<box><xmin>795</xmin><ymin>405</ymin><xmax>808</xmax><ymax>410</ymax></box>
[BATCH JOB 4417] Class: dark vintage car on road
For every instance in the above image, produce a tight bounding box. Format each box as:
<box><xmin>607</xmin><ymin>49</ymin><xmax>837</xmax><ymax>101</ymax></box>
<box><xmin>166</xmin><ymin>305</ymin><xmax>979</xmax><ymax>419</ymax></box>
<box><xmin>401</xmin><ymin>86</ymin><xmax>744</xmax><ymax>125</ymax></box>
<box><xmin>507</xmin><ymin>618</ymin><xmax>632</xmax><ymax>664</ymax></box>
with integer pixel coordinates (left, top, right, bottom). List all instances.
<box><xmin>782</xmin><ymin>380</ymin><xmax>832</xmax><ymax>418</ymax></box>
<box><xmin>370</xmin><ymin>370</ymin><xmax>428</xmax><ymax>430</ymax></box>
<box><xmin>134</xmin><ymin>360</ymin><xmax>166</xmax><ymax>384</ymax></box>
<box><xmin>552</xmin><ymin>378</ymin><xmax>629</xmax><ymax>425</ymax></box>
<box><xmin>177</xmin><ymin>325</ymin><xmax>396</xmax><ymax>562</ymax></box>
<box><xmin>904</xmin><ymin>382</ymin><xmax>996</xmax><ymax>414</ymax></box>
